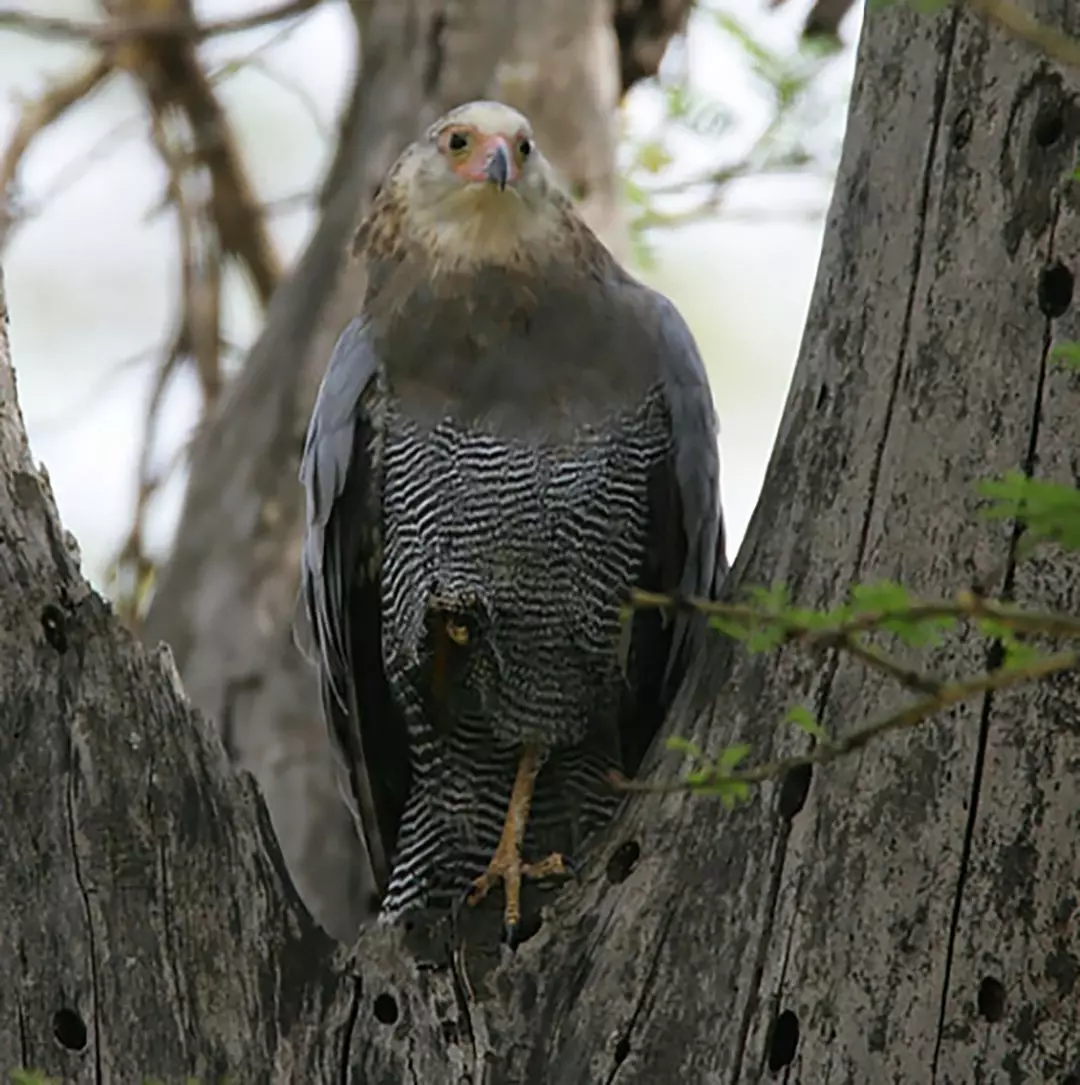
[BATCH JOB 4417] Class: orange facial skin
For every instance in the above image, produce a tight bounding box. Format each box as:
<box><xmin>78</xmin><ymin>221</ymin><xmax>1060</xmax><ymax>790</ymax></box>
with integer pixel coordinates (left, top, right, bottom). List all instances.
<box><xmin>437</xmin><ymin>125</ymin><xmax>533</xmax><ymax>189</ymax></box>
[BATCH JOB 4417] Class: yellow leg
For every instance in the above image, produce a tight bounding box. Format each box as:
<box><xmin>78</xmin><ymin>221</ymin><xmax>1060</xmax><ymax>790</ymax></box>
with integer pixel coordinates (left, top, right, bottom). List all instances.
<box><xmin>467</xmin><ymin>742</ymin><xmax>567</xmax><ymax>934</ymax></box>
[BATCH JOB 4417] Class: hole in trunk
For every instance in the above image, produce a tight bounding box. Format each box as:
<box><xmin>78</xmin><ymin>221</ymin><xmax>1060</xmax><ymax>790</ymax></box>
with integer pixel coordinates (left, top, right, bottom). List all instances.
<box><xmin>767</xmin><ymin>1009</ymin><xmax>799</xmax><ymax>1071</ymax></box>
<box><xmin>53</xmin><ymin>1008</ymin><xmax>87</xmax><ymax>1051</ymax></box>
<box><xmin>373</xmin><ymin>992</ymin><xmax>398</xmax><ymax>1025</ymax></box>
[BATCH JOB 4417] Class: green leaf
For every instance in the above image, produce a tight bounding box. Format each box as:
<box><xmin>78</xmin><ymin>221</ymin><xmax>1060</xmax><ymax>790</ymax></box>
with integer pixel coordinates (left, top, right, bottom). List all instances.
<box><xmin>1050</xmin><ymin>340</ymin><xmax>1080</xmax><ymax>372</ymax></box>
<box><xmin>745</xmin><ymin>583</ymin><xmax>791</xmax><ymax>612</ymax></box>
<box><xmin>850</xmin><ymin>580</ymin><xmax>912</xmax><ymax>613</ymax></box>
<box><xmin>848</xmin><ymin>581</ymin><xmax>956</xmax><ymax>645</ymax></box>
<box><xmin>1000</xmin><ymin>638</ymin><xmax>1045</xmax><ymax>672</ymax></box>
<box><xmin>787</xmin><ymin>705</ymin><xmax>831</xmax><ymax>744</ymax></box>
<box><xmin>710</xmin><ymin>615</ymin><xmax>753</xmax><ymax>641</ymax></box>
<box><xmin>716</xmin><ymin>743</ymin><xmax>753</xmax><ymax>772</ymax></box>
<box><xmin>715</xmin><ymin>779</ymin><xmax>752</xmax><ymax>809</ymax></box>
<box><xmin>978</xmin><ymin>471</ymin><xmax>1080</xmax><ymax>550</ymax></box>
<box><xmin>636</xmin><ymin>140</ymin><xmax>673</xmax><ymax>174</ymax></box>
<box><xmin>666</xmin><ymin>735</ymin><xmax>705</xmax><ymax>761</ymax></box>
<box><xmin>786</xmin><ymin>606</ymin><xmax>842</xmax><ymax>631</ymax></box>
<box><xmin>745</xmin><ymin>625</ymin><xmax>789</xmax><ymax>653</ymax></box>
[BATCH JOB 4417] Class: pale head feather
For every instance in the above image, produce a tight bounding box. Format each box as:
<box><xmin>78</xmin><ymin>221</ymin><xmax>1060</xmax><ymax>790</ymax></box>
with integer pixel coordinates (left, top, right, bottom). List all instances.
<box><xmin>388</xmin><ymin>100</ymin><xmax>569</xmax><ymax>273</ymax></box>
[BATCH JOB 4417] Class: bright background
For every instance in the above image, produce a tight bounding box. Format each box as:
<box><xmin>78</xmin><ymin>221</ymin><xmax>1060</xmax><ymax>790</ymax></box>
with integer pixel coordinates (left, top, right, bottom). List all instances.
<box><xmin>1</xmin><ymin>0</ymin><xmax>860</xmax><ymax>586</ymax></box>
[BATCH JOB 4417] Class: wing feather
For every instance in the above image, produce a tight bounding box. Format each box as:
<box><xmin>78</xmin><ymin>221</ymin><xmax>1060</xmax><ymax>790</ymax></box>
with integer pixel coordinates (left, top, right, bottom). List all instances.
<box><xmin>298</xmin><ymin>318</ymin><xmax>409</xmax><ymax>898</ymax></box>
<box><xmin>618</xmin><ymin>284</ymin><xmax>727</xmax><ymax>772</ymax></box>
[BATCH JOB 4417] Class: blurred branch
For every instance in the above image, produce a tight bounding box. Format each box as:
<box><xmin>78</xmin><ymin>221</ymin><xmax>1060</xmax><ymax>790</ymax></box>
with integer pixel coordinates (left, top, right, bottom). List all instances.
<box><xmin>0</xmin><ymin>58</ymin><xmax>113</xmax><ymax>243</ymax></box>
<box><xmin>767</xmin><ymin>0</ymin><xmax>855</xmax><ymax>42</ymax></box>
<box><xmin>964</xmin><ymin>0</ymin><xmax>1080</xmax><ymax>69</ymax></box>
<box><xmin>1</xmin><ymin>0</ymin><xmax>325</xmax><ymax>620</ymax></box>
<box><xmin>0</xmin><ymin>0</ymin><xmax>321</xmax><ymax>45</ymax></box>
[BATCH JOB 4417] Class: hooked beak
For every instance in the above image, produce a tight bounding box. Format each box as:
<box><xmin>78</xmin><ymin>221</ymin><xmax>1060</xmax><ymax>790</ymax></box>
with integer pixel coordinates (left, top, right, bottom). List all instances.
<box><xmin>484</xmin><ymin>140</ymin><xmax>512</xmax><ymax>191</ymax></box>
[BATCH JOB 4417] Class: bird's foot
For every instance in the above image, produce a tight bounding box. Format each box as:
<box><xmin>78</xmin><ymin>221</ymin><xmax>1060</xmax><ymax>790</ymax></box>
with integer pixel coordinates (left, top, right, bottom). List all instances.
<box><xmin>467</xmin><ymin>848</ymin><xmax>568</xmax><ymax>945</ymax></box>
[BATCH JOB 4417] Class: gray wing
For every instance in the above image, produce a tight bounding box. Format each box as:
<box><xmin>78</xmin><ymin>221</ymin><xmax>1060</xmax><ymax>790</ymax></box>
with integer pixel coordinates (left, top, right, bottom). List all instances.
<box><xmin>652</xmin><ymin>288</ymin><xmax>728</xmax><ymax>608</ymax></box>
<box><xmin>298</xmin><ymin>317</ymin><xmax>409</xmax><ymax>899</ymax></box>
<box><xmin>619</xmin><ymin>286</ymin><xmax>727</xmax><ymax>772</ymax></box>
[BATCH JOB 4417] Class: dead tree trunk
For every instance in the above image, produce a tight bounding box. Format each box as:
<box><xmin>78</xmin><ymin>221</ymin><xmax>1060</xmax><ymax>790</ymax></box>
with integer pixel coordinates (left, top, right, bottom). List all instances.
<box><xmin>4</xmin><ymin>0</ymin><xmax>1080</xmax><ymax>1081</ymax></box>
<box><xmin>139</xmin><ymin>0</ymin><xmax>688</xmax><ymax>944</ymax></box>
<box><xmin>0</xmin><ymin>271</ymin><xmax>349</xmax><ymax>1081</ymax></box>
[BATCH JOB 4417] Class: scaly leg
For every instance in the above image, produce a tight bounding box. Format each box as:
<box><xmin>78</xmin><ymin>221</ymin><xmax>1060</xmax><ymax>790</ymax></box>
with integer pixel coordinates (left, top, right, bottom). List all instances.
<box><xmin>467</xmin><ymin>742</ymin><xmax>567</xmax><ymax>939</ymax></box>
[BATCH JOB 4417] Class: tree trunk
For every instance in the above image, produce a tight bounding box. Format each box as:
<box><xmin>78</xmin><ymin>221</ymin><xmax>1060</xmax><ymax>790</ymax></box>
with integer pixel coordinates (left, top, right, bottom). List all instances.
<box><xmin>5</xmin><ymin>0</ymin><xmax>1078</xmax><ymax>1081</ymax></box>
<box><xmin>138</xmin><ymin>0</ymin><xmax>648</xmax><ymax>944</ymax></box>
<box><xmin>0</xmin><ymin>270</ymin><xmax>347</xmax><ymax>1081</ymax></box>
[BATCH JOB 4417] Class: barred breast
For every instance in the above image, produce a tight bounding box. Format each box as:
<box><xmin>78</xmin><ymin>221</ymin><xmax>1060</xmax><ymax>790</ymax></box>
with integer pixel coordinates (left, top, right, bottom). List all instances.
<box><xmin>377</xmin><ymin>384</ymin><xmax>672</xmax><ymax>917</ymax></box>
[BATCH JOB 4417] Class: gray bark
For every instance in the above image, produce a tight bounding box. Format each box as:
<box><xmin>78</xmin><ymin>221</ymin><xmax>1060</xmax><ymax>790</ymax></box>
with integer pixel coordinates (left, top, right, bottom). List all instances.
<box><xmin>139</xmin><ymin>0</ymin><xmax>655</xmax><ymax>944</ymax></box>
<box><xmin>4</xmin><ymin>0</ymin><xmax>1080</xmax><ymax>1080</ymax></box>
<box><xmin>0</xmin><ymin>271</ymin><xmax>345</xmax><ymax>1082</ymax></box>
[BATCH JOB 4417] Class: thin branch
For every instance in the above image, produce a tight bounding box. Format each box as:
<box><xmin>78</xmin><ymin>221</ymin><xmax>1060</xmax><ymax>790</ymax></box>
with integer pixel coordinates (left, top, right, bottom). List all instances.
<box><xmin>630</xmin><ymin>588</ymin><xmax>1080</xmax><ymax>643</ymax></box>
<box><xmin>0</xmin><ymin>58</ymin><xmax>113</xmax><ymax>244</ymax></box>
<box><xmin>0</xmin><ymin>0</ymin><xmax>321</xmax><ymax>45</ymax></box>
<box><xmin>963</xmin><ymin>0</ymin><xmax>1080</xmax><ymax>69</ymax></box>
<box><xmin>840</xmin><ymin>636</ymin><xmax>942</xmax><ymax>696</ymax></box>
<box><xmin>614</xmin><ymin>648</ymin><xmax>1080</xmax><ymax>794</ymax></box>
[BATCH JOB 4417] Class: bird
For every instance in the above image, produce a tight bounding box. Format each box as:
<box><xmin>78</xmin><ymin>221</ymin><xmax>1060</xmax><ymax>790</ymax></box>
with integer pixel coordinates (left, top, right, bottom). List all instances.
<box><xmin>298</xmin><ymin>100</ymin><xmax>726</xmax><ymax>942</ymax></box>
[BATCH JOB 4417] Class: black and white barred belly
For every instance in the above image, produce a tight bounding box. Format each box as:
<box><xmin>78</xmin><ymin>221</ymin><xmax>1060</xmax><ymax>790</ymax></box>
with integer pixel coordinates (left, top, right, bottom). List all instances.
<box><xmin>377</xmin><ymin>384</ymin><xmax>672</xmax><ymax>917</ymax></box>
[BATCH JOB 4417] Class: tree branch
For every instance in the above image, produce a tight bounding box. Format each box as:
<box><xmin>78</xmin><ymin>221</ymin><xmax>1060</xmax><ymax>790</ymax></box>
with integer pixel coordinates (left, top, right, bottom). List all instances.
<box><xmin>0</xmin><ymin>58</ymin><xmax>113</xmax><ymax>244</ymax></box>
<box><xmin>0</xmin><ymin>0</ymin><xmax>321</xmax><ymax>45</ymax></box>
<box><xmin>614</xmin><ymin>648</ymin><xmax>1080</xmax><ymax>795</ymax></box>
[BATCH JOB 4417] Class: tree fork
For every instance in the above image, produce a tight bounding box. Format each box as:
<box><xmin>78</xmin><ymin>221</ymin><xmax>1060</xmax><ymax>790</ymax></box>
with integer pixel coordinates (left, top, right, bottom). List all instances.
<box><xmin>4</xmin><ymin>0</ymin><xmax>1080</xmax><ymax>1081</ymax></box>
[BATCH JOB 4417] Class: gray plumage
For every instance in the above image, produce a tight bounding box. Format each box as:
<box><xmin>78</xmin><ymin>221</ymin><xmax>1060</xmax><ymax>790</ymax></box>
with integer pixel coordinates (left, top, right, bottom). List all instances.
<box><xmin>298</xmin><ymin>102</ymin><xmax>726</xmax><ymax>923</ymax></box>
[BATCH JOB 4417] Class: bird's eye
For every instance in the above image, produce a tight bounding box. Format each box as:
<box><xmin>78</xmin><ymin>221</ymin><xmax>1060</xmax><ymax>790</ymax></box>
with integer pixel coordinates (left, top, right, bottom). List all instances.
<box><xmin>518</xmin><ymin>138</ymin><xmax>533</xmax><ymax>159</ymax></box>
<box><xmin>447</xmin><ymin>131</ymin><xmax>470</xmax><ymax>153</ymax></box>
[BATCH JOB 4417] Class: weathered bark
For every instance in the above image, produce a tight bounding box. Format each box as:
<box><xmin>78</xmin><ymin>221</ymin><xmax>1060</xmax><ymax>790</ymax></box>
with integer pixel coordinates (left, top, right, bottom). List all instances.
<box><xmin>0</xmin><ymin>272</ymin><xmax>348</xmax><ymax>1081</ymax></box>
<box><xmin>139</xmin><ymin>0</ymin><xmax>644</xmax><ymax>943</ymax></box>
<box><xmin>6</xmin><ymin>0</ymin><xmax>1080</xmax><ymax>1081</ymax></box>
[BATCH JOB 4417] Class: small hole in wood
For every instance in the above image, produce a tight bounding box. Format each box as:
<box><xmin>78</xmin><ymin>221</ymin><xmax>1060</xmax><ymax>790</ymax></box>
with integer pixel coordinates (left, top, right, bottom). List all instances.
<box><xmin>767</xmin><ymin>1009</ymin><xmax>799</xmax><ymax>1072</ymax></box>
<box><xmin>1038</xmin><ymin>262</ymin><xmax>1074</xmax><ymax>318</ymax></box>
<box><xmin>41</xmin><ymin>604</ymin><xmax>68</xmax><ymax>654</ymax></box>
<box><xmin>613</xmin><ymin>1035</ymin><xmax>631</xmax><ymax>1065</ymax></box>
<box><xmin>373</xmin><ymin>992</ymin><xmax>399</xmax><ymax>1025</ymax></box>
<box><xmin>606</xmin><ymin>840</ymin><xmax>641</xmax><ymax>884</ymax></box>
<box><xmin>53</xmin><ymin>1008</ymin><xmax>87</xmax><ymax>1051</ymax></box>
<box><xmin>977</xmin><ymin>976</ymin><xmax>1006</xmax><ymax>1022</ymax></box>
<box><xmin>779</xmin><ymin>764</ymin><xmax>813</xmax><ymax>819</ymax></box>
<box><xmin>986</xmin><ymin>640</ymin><xmax>1006</xmax><ymax>673</ymax></box>
<box><xmin>951</xmin><ymin>108</ymin><xmax>973</xmax><ymax>148</ymax></box>
<box><xmin>1034</xmin><ymin>105</ymin><xmax>1065</xmax><ymax>147</ymax></box>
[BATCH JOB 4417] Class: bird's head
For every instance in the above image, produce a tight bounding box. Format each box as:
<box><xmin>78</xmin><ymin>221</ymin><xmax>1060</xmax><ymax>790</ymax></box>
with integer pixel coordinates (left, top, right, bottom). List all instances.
<box><xmin>365</xmin><ymin>101</ymin><xmax>570</xmax><ymax>273</ymax></box>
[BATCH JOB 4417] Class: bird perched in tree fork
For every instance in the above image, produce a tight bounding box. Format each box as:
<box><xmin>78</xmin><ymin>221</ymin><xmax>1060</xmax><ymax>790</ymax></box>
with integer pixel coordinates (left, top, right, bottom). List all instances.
<box><xmin>298</xmin><ymin>100</ymin><xmax>727</xmax><ymax>942</ymax></box>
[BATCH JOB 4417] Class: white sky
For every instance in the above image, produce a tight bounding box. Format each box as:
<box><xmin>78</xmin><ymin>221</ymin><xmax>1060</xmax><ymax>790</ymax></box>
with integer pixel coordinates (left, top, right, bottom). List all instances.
<box><xmin>0</xmin><ymin>0</ymin><xmax>860</xmax><ymax>587</ymax></box>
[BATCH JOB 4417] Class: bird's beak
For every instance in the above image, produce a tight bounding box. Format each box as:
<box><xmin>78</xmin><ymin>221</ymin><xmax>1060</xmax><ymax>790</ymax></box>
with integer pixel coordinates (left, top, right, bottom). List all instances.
<box><xmin>484</xmin><ymin>139</ymin><xmax>512</xmax><ymax>191</ymax></box>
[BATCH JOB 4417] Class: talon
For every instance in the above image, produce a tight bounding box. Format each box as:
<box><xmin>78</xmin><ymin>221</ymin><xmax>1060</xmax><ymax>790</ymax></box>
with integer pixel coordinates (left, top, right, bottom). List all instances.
<box><xmin>466</xmin><ymin>743</ymin><xmax>568</xmax><ymax>936</ymax></box>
